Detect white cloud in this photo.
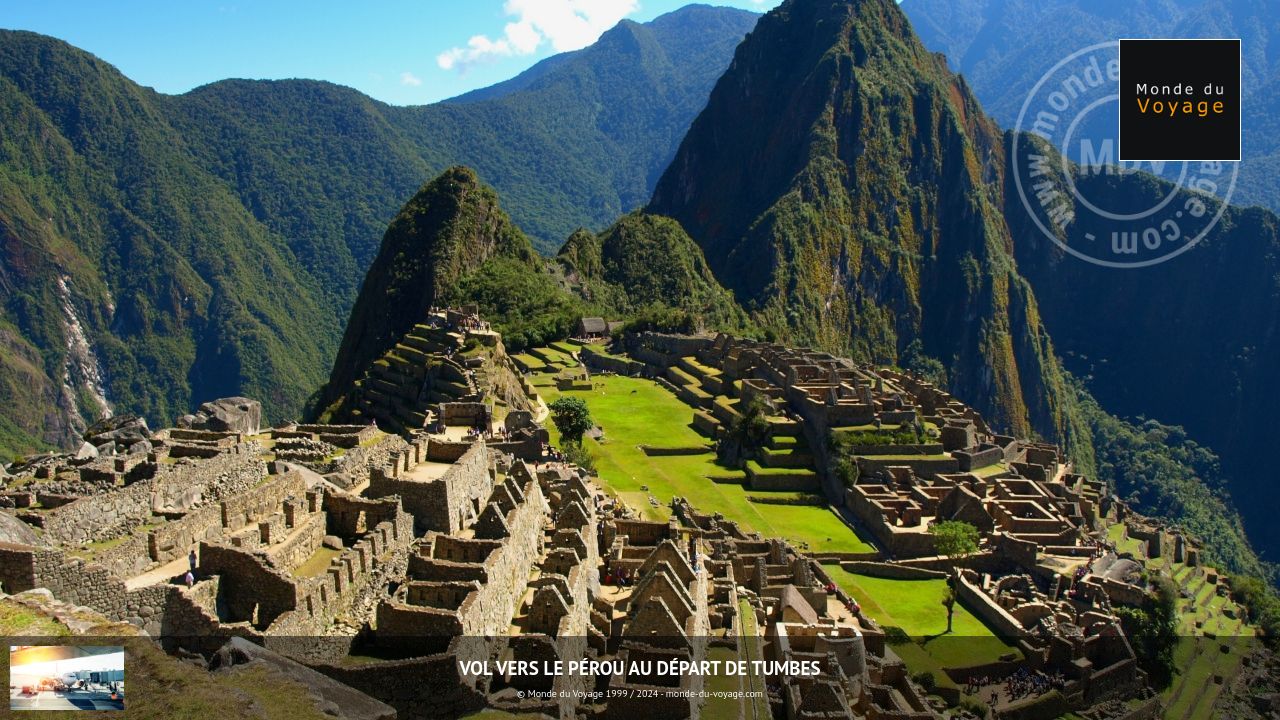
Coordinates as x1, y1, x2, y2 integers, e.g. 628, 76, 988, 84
437, 0, 638, 72
400, 71, 422, 86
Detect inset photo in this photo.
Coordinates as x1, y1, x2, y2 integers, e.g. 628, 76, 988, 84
9, 646, 124, 712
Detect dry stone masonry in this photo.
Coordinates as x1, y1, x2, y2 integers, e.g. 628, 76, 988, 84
0, 309, 1239, 720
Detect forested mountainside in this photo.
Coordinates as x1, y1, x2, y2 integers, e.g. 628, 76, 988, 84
0, 5, 756, 457
1002, 137, 1280, 560
0, 34, 338, 455
314, 167, 543, 417
899, 0, 1280, 211
649, 0, 1091, 463
315, 168, 751, 422
894, 0, 1280, 559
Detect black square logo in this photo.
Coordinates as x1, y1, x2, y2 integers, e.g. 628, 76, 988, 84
1119, 39, 1240, 161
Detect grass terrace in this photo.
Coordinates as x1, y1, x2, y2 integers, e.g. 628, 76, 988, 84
823, 565, 1019, 674
539, 374, 873, 554
1157, 547, 1253, 720
0, 600, 69, 636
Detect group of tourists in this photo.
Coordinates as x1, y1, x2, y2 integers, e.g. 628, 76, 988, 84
970, 668, 1066, 705
602, 564, 633, 587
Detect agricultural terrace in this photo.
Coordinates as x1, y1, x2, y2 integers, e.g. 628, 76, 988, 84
534, 369, 873, 555
823, 564, 1020, 693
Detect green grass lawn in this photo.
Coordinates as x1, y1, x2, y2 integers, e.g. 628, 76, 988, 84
540, 375, 873, 554
0, 600, 69, 636
292, 546, 342, 578
822, 565, 1019, 670
512, 353, 546, 372
737, 599, 771, 720
702, 646, 743, 720
969, 462, 1008, 478
1106, 522, 1146, 557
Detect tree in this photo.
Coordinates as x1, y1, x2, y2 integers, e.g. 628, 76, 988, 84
549, 397, 594, 445
720, 393, 771, 466
932, 520, 980, 566
941, 584, 958, 634
1116, 576, 1179, 688
930, 520, 980, 633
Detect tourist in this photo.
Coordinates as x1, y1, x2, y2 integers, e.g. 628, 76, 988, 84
189, 549, 197, 572
184, 570, 194, 588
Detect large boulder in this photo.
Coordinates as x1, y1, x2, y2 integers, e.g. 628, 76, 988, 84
82, 414, 151, 454
178, 397, 262, 435
0, 513, 48, 547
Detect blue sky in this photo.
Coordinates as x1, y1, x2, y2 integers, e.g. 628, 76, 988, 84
3, 1, 782, 105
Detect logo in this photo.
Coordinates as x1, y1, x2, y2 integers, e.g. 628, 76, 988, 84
1011, 41, 1239, 268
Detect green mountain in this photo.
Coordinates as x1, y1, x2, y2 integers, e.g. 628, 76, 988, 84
0, 31, 338, 457
899, 0, 1280, 211
1003, 140, 1280, 561
646, 0, 1272, 576
649, 0, 1088, 458
556, 212, 753, 334
0, 5, 757, 457
165, 4, 758, 265
314, 167, 547, 420
317, 171, 750, 419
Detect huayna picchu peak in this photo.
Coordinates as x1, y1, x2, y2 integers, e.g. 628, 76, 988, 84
650, 0, 1088, 461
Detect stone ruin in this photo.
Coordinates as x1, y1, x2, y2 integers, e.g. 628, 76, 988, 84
0, 312, 1212, 719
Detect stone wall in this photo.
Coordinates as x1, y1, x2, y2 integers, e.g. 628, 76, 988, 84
315, 649, 488, 720
92, 531, 154, 578
36, 443, 268, 549
843, 487, 937, 558
955, 445, 1005, 471
280, 506, 414, 636
955, 572, 1024, 639
265, 513, 326, 571
152, 443, 267, 510
581, 348, 644, 376
39, 477, 155, 546
379, 479, 547, 639
369, 442, 493, 533
331, 433, 409, 487
425, 439, 473, 463
0, 543, 38, 594
324, 493, 405, 538
221, 471, 305, 531
0, 542, 261, 649
148, 502, 224, 566
198, 541, 298, 628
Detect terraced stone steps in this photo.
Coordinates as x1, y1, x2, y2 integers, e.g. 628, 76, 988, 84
744, 460, 820, 492
344, 325, 486, 433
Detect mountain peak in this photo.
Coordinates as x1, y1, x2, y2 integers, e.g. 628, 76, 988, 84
315, 166, 537, 415
649, 0, 1083, 451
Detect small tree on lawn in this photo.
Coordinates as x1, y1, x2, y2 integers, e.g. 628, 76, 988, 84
549, 397, 594, 446
931, 520, 980, 633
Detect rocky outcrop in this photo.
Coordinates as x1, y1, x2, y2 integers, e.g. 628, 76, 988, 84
0, 513, 47, 547
178, 397, 262, 435
211, 637, 396, 720
81, 414, 152, 455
